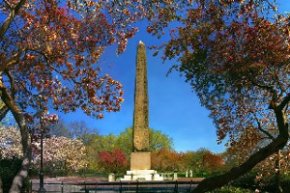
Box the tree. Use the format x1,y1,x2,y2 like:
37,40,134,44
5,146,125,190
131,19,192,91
48,119,72,138
224,127,290,191
115,127,173,156
84,134,118,170
147,0,290,192
0,126,87,172
83,127,172,170
179,149,225,177
151,148,183,172
0,0,185,191
32,136,87,172
98,149,128,174
0,0,151,191
0,126,22,159
202,152,224,171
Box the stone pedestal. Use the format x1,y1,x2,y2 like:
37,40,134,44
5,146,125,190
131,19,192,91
130,152,151,170
108,173,115,182
120,152,163,181
121,170,163,181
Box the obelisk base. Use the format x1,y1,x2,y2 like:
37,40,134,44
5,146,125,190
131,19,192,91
120,152,163,181
121,170,164,181
130,152,151,170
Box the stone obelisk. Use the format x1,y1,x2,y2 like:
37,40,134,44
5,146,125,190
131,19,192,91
131,40,151,170
121,41,163,181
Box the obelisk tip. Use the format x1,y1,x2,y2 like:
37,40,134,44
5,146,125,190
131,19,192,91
139,40,144,45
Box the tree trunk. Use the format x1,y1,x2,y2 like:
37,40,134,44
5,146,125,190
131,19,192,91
9,156,31,193
0,83,31,193
192,135,288,192
192,102,289,193
0,177,3,193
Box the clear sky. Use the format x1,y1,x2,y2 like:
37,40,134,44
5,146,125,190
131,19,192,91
58,0,290,153
60,21,225,153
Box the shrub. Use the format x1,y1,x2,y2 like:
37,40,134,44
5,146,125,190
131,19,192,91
230,171,258,190
260,175,290,192
0,158,27,192
208,185,252,193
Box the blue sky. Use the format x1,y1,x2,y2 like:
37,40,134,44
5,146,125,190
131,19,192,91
60,0,290,153
61,21,225,153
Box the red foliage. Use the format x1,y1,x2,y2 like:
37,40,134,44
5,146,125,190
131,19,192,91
202,152,224,170
151,148,183,171
98,149,128,173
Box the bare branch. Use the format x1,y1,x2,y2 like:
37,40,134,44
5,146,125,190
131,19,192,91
252,81,276,96
253,115,275,140
3,0,13,9
264,0,278,11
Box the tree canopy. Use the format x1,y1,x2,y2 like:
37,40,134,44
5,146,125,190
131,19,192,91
1,0,289,192
147,0,290,192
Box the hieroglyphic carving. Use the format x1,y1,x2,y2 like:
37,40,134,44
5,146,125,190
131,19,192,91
133,41,150,152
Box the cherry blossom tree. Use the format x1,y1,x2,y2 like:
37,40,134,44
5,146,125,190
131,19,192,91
0,0,182,191
32,136,87,172
146,0,289,192
225,127,290,191
0,126,87,171
0,126,22,159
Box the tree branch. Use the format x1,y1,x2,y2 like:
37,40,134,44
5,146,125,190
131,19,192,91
0,0,27,40
3,0,13,9
278,93,290,111
252,80,276,94
254,115,275,140
192,133,288,192
0,105,9,121
0,50,23,72
193,98,289,193
0,84,29,153
4,70,16,97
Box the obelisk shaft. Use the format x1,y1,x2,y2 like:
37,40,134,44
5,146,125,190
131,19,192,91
133,41,150,152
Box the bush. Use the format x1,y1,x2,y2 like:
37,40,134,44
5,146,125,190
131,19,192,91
259,175,290,192
230,171,258,191
0,158,28,193
208,185,252,193
229,172,290,192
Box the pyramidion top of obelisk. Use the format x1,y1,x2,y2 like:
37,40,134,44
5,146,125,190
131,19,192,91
139,40,144,45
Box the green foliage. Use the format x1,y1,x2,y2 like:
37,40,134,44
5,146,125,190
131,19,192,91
180,148,225,178
150,129,173,151
230,171,258,191
229,172,290,192
83,127,173,172
257,174,290,193
208,186,252,193
115,127,173,156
